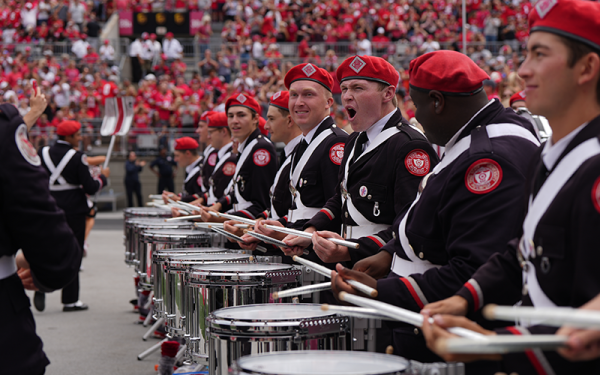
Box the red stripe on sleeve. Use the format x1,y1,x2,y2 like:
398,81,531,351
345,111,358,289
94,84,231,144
400,277,425,309
367,236,384,247
320,209,333,220
464,282,480,312
506,327,549,375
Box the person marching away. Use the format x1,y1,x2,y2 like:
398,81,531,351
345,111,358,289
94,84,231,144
197,93,277,221
1,85,82,375
36,120,110,312
416,2,600,373
226,91,302,253
282,55,438,268
330,50,541,365
125,151,146,208
241,63,348,269
150,147,177,194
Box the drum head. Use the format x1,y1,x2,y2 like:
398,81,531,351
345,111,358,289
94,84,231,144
124,207,171,217
154,248,229,257
191,263,294,275
142,229,209,239
213,304,331,322
167,253,251,264
236,351,408,375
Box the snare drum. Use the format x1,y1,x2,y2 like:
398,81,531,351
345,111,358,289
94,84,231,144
125,218,191,267
208,304,350,375
185,263,302,364
162,253,254,335
123,207,172,221
140,229,212,288
152,248,235,320
232,351,409,375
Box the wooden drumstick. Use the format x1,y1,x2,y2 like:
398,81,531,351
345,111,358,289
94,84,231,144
262,224,360,249
438,335,567,354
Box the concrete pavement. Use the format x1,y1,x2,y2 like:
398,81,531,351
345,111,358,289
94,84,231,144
27,213,162,375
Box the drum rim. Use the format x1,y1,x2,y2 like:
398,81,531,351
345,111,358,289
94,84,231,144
187,262,296,275
208,303,339,326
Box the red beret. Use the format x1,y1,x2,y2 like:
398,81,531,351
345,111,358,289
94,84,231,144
166,32,174,37
56,120,81,136
225,92,261,115
269,90,290,111
174,136,199,150
207,112,228,128
200,110,215,122
284,63,334,92
509,91,527,107
336,55,399,88
408,51,490,96
529,0,600,51
258,116,268,135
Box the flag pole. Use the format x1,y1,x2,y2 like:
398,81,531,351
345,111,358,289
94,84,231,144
103,135,116,169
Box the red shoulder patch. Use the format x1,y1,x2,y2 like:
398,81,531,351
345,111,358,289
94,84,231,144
592,176,600,213
253,149,271,166
222,161,236,176
329,143,345,165
405,149,431,176
207,152,217,167
465,159,503,194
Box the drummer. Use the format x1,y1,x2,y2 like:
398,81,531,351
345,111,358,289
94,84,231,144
330,50,540,364
199,93,277,220
281,55,438,268
202,112,236,205
416,1,600,373
224,91,302,250
163,136,204,204
241,64,348,265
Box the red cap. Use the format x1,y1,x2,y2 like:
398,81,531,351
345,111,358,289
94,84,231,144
409,51,490,96
336,55,399,88
80,34,87,39
509,91,527,106
166,32,174,38
174,136,199,150
529,0,600,51
268,90,290,112
284,63,334,92
258,116,268,135
104,39,109,45
200,110,215,122
207,112,228,128
225,92,261,114
56,120,81,136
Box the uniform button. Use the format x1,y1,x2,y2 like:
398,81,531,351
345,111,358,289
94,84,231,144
413,328,419,335
367,194,372,200
345,212,348,218
536,246,543,256
418,252,424,259
304,179,308,185
392,232,396,239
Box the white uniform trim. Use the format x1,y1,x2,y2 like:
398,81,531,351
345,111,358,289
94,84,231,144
42,146,80,191
270,156,292,220
520,137,600,309
207,150,233,205
392,124,540,277
288,129,333,223
227,138,260,212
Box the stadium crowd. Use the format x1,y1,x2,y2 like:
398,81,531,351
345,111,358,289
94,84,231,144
1,0,536,153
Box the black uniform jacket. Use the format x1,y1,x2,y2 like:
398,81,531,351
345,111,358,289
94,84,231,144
39,141,107,215
376,100,540,362
456,115,600,374
305,109,438,266
218,128,277,220
180,155,205,202
201,143,235,203
0,103,80,375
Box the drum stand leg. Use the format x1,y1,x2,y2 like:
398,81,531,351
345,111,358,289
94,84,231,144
143,317,165,341
175,344,187,363
137,338,167,361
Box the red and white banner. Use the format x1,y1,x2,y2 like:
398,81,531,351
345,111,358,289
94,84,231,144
100,97,135,136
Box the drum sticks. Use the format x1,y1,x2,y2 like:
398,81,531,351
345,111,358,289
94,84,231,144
272,282,332,299
321,304,394,321
484,304,600,329
262,224,360,250
292,256,378,297
338,292,487,341
438,335,567,354
209,227,267,253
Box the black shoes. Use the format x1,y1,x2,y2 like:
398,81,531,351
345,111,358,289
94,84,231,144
63,301,89,312
33,291,45,312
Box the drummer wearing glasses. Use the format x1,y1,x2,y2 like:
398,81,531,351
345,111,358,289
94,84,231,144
417,1,600,373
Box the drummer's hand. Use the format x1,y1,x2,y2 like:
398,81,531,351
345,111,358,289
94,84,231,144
422,295,469,318
17,268,38,291
196,208,214,222
281,234,309,256
162,191,180,204
558,295,600,361
331,263,377,299
254,220,287,241
223,220,246,238
207,203,221,212
421,312,499,363
171,207,183,217
239,234,259,251
353,251,393,280
312,231,350,263
15,252,30,270
190,197,205,206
